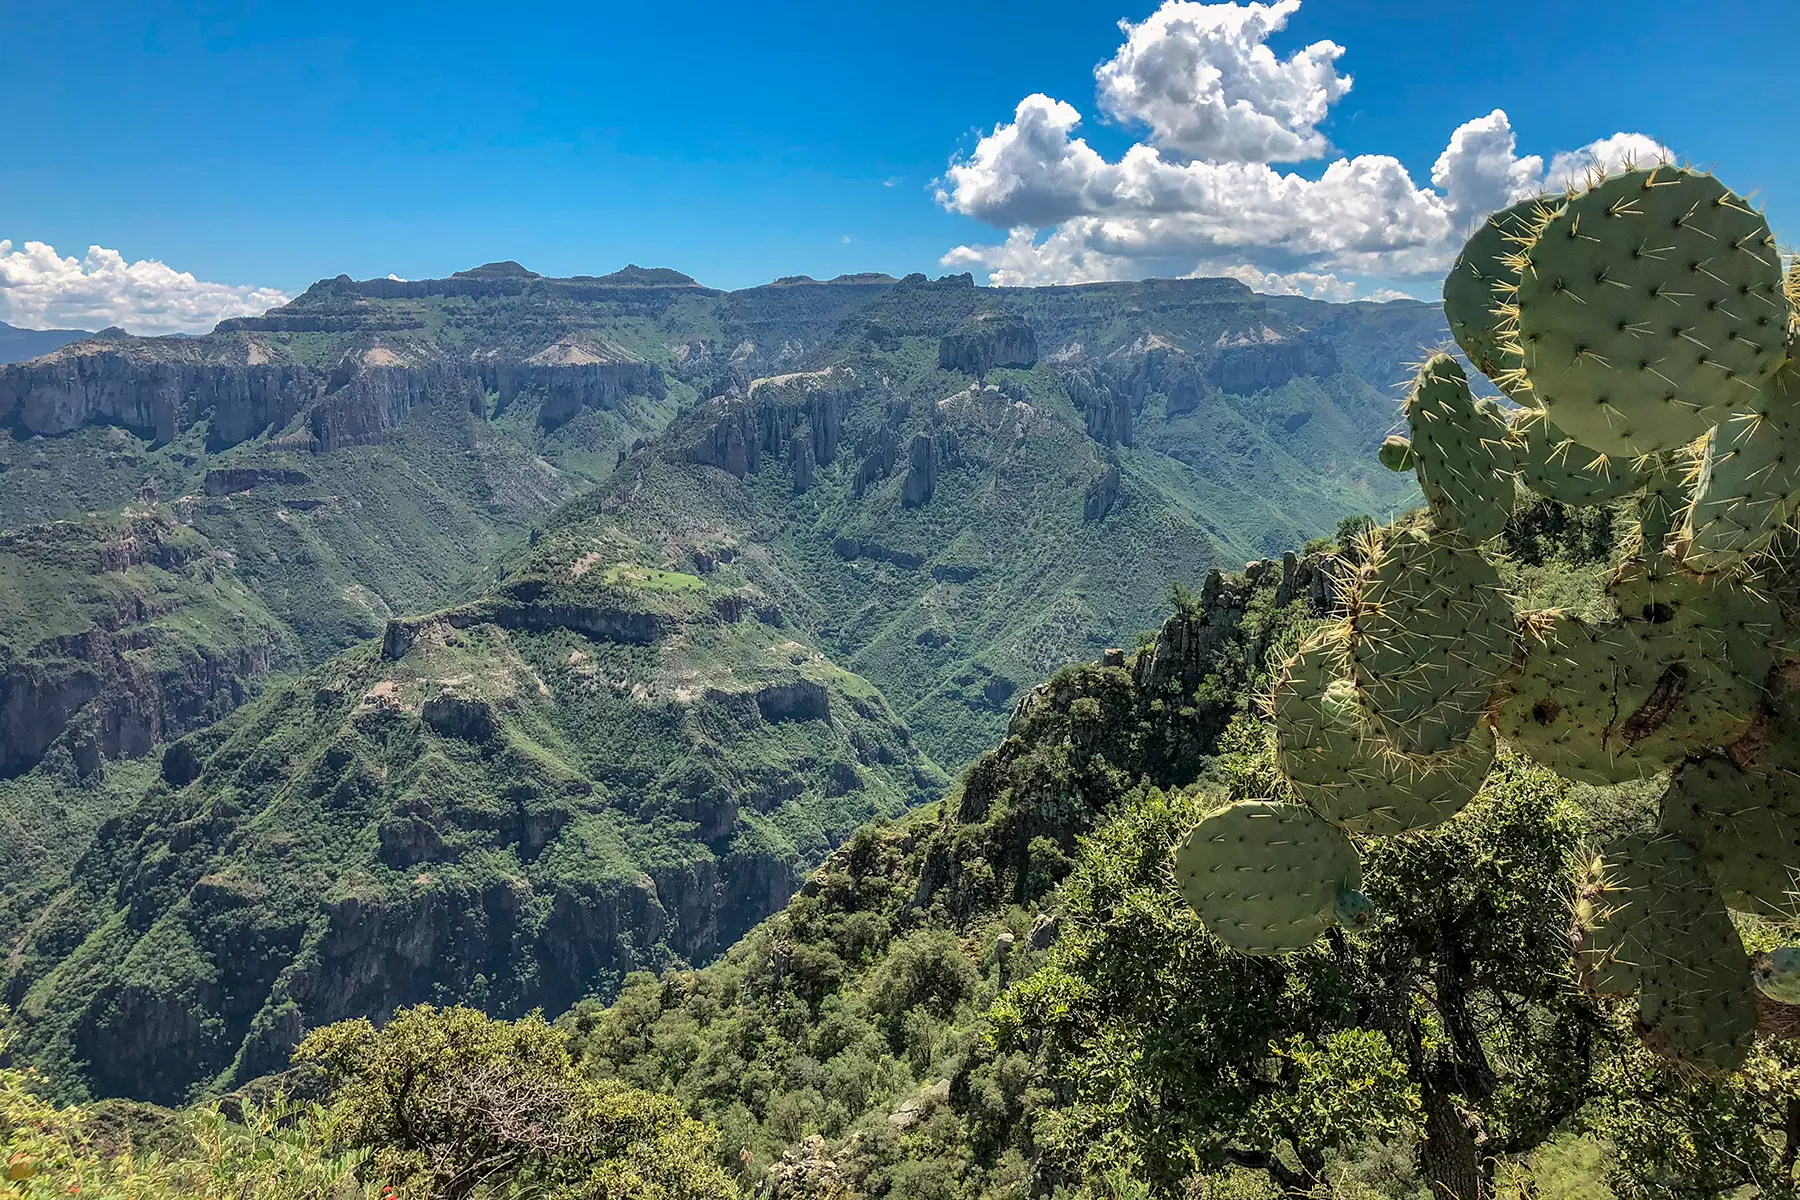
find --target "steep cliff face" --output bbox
[680,368,855,479]
[0,509,291,778]
[0,339,321,446]
[482,336,668,428]
[938,310,1037,378]
[0,274,674,462]
[3,524,940,1104]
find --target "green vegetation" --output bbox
[17,224,1800,1200]
[2,523,938,1106]
[0,1007,736,1200]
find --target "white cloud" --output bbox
[0,240,288,336]
[1430,109,1542,235]
[1544,132,1673,192]
[1363,287,1415,303]
[841,234,853,243]
[937,1,1672,293]
[1096,0,1351,163]
[1217,263,1356,301]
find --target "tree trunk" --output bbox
[1421,1081,1487,1200]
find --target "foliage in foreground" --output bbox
[1,1007,741,1200]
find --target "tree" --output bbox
[295,1004,739,1200]
[979,737,1600,1200]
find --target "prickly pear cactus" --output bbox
[1443,194,1559,393]
[1345,527,1515,755]
[1272,633,1493,836]
[1574,832,1757,1073]
[1503,168,1785,456]
[1507,409,1642,507]
[1171,800,1361,956]
[1175,158,1800,1075]
[1401,354,1515,540]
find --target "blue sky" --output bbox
[3,0,1795,331]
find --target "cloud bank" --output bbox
[937,0,1671,298]
[0,240,289,336]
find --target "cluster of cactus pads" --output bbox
[1174,162,1800,1073]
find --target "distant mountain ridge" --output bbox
[0,319,91,364]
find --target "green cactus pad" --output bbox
[1172,800,1362,956]
[1333,888,1376,932]
[1495,615,1667,783]
[1443,194,1560,394]
[1510,168,1786,456]
[1346,528,1516,755]
[1636,453,1694,556]
[1495,582,1763,785]
[1662,754,1800,916]
[1684,360,1800,573]
[1272,635,1494,835]
[1378,434,1415,472]
[1609,555,1778,692]
[1575,831,1756,1073]
[1508,408,1643,506]
[1753,948,1800,1004]
[1402,355,1516,540]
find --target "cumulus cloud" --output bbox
[1096,0,1351,163]
[1217,263,1356,301]
[1545,132,1674,192]
[937,0,1672,295]
[0,240,289,336]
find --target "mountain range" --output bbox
[0,319,91,365]
[0,260,1435,1103]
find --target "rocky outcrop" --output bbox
[901,433,936,507]
[683,370,855,481]
[481,337,666,429]
[852,428,900,499]
[420,694,498,742]
[787,432,815,493]
[0,513,288,778]
[1083,462,1122,522]
[1133,552,1345,698]
[0,325,665,454]
[202,467,314,496]
[938,311,1037,378]
[1063,365,1135,447]
[752,678,832,723]
[0,343,320,446]
[1207,333,1339,395]
[309,358,482,451]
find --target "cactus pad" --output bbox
[1753,948,1800,1004]
[1346,528,1516,755]
[1402,354,1516,540]
[1684,359,1800,573]
[1509,168,1785,456]
[1272,635,1494,835]
[1378,434,1415,472]
[1443,194,1559,393]
[1637,453,1695,556]
[1662,754,1800,915]
[1495,578,1763,785]
[1333,888,1376,932]
[1172,800,1361,955]
[1608,556,1778,691]
[1575,831,1757,1073]
[1508,408,1643,506]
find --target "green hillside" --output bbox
[3,521,939,1105]
[0,265,1438,1119]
